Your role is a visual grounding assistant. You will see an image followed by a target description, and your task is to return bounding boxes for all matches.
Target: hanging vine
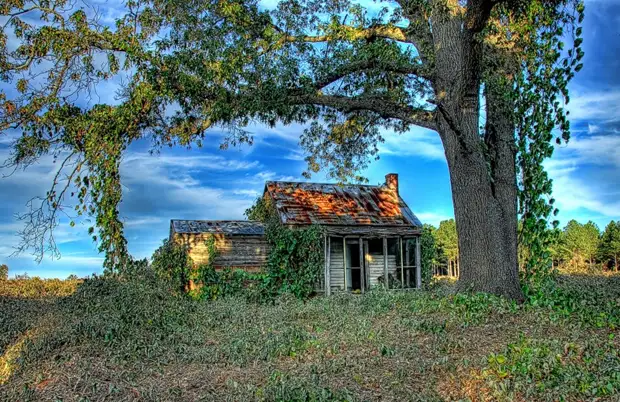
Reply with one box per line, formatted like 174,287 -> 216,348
246,196 -> 324,300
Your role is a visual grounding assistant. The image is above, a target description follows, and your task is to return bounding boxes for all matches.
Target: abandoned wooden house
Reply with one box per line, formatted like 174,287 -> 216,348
169,173 -> 423,294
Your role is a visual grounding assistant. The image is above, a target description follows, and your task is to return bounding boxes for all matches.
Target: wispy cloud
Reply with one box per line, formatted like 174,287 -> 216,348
378,128 -> 445,161
123,152 -> 262,172
567,89 -> 620,122
547,132 -> 620,224
416,211 -> 454,227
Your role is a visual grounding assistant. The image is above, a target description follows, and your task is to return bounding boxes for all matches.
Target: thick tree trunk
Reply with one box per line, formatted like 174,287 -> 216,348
430,13 -> 523,301
440,122 -> 523,300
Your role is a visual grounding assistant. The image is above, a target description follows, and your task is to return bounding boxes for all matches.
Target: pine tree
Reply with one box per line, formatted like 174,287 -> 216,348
598,221 -> 620,271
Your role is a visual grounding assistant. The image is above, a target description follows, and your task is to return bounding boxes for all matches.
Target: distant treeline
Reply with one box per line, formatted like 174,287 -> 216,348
424,220 -> 459,277
425,218 -> 620,278
547,220 -> 620,272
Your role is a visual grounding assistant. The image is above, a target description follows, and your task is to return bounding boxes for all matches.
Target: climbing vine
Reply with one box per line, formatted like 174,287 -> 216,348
151,238 -> 193,293
420,225 -> 436,290
514,1 -> 585,288
483,0 -> 585,288
246,196 -> 324,300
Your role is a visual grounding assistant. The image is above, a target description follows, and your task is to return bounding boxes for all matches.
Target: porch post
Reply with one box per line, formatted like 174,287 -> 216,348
415,236 -> 422,289
343,237 -> 347,291
399,237 -> 404,289
359,237 -> 364,293
383,237 -> 389,290
325,236 -> 331,296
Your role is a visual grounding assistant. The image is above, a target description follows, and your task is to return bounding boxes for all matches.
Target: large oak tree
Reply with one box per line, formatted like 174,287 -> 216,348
0,0 -> 583,299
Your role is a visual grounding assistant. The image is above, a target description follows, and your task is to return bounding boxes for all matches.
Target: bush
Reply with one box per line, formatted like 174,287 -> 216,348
151,239 -> 193,292
198,266 -> 266,300
0,264 -> 7,281
262,224 -> 324,300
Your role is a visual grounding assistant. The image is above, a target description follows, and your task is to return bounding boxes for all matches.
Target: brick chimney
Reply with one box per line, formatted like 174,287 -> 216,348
385,173 -> 399,194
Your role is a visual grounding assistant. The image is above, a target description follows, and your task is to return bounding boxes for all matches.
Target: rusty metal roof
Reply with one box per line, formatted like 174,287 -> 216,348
171,220 -> 265,235
265,181 -> 422,227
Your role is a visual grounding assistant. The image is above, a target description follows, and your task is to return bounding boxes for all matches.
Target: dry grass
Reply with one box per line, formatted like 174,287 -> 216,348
0,273 -> 619,401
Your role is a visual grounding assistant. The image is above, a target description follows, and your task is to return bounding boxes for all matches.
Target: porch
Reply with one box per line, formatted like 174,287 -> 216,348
322,233 -> 421,295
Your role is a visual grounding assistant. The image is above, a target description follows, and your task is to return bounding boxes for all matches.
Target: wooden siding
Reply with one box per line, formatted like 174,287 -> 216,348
367,253 -> 397,287
172,233 -> 270,271
329,239 -> 345,290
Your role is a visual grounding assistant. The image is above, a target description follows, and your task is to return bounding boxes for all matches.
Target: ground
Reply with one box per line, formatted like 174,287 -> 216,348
1,273 -> 619,401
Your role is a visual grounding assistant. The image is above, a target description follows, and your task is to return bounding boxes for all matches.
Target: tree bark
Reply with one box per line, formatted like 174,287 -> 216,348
432,13 -> 524,301
440,122 -> 523,300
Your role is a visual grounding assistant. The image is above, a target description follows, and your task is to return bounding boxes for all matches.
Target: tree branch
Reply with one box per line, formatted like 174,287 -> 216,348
291,94 -> 436,130
280,24 -> 408,45
313,58 -> 430,89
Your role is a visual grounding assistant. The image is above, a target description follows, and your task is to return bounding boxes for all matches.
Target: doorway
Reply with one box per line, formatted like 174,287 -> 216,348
345,239 -> 366,292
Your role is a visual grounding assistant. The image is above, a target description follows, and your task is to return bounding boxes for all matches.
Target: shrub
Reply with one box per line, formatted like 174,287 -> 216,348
151,239 -> 193,292
0,264 -> 7,281
420,225 -> 435,289
198,266 -> 265,300
262,224 -> 324,300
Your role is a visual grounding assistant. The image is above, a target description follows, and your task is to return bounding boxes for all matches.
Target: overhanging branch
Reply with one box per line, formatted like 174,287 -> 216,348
278,24 -> 409,45
291,94 -> 436,130
313,58 -> 430,89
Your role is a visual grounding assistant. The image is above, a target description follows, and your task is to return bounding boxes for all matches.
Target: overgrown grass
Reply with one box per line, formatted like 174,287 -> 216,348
1,273 -> 618,401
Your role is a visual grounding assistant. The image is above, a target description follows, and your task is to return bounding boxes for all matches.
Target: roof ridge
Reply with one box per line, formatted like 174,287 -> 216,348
266,180 -> 384,188
170,219 -> 263,223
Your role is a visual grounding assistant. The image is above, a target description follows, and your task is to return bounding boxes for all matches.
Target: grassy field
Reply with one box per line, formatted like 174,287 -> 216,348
1,273 -> 619,401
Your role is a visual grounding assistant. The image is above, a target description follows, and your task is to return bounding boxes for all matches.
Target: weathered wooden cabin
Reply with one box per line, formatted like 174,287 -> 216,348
169,220 -> 269,271
170,173 -> 423,293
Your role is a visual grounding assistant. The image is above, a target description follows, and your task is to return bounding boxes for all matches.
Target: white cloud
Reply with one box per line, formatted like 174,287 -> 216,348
233,189 -> 260,198
378,127 -> 446,161
123,152 -> 262,172
548,168 -> 620,218
546,133 -> 620,222
552,134 -> 620,168
123,217 -> 164,227
567,89 -> 620,122
588,124 -> 600,134
416,211 -> 454,227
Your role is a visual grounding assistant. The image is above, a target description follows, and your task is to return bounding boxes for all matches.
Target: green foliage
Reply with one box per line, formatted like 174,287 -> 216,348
197,266 -> 264,301
2,273 -> 620,400
510,0 -> 586,286
420,224 -> 436,289
245,195 -> 325,301
0,276 -> 81,298
484,335 -> 620,400
563,220 -> 600,268
598,221 -> 620,270
435,219 -> 458,262
244,195 -> 273,223
0,264 -> 7,280
262,223 -> 324,300
433,219 -> 459,276
151,239 -> 193,292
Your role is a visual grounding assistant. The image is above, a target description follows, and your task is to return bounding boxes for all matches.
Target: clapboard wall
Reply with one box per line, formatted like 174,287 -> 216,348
367,253 -> 397,287
329,239 -> 345,290
172,233 -> 270,271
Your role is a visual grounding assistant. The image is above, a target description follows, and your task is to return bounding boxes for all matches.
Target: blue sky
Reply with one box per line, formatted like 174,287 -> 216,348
1,0 -> 619,278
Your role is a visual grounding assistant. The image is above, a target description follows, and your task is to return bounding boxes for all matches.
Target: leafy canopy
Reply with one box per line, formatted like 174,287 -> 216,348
0,0 -> 583,271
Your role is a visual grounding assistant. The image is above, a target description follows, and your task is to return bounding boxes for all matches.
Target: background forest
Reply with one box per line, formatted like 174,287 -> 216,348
426,219 -> 620,277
